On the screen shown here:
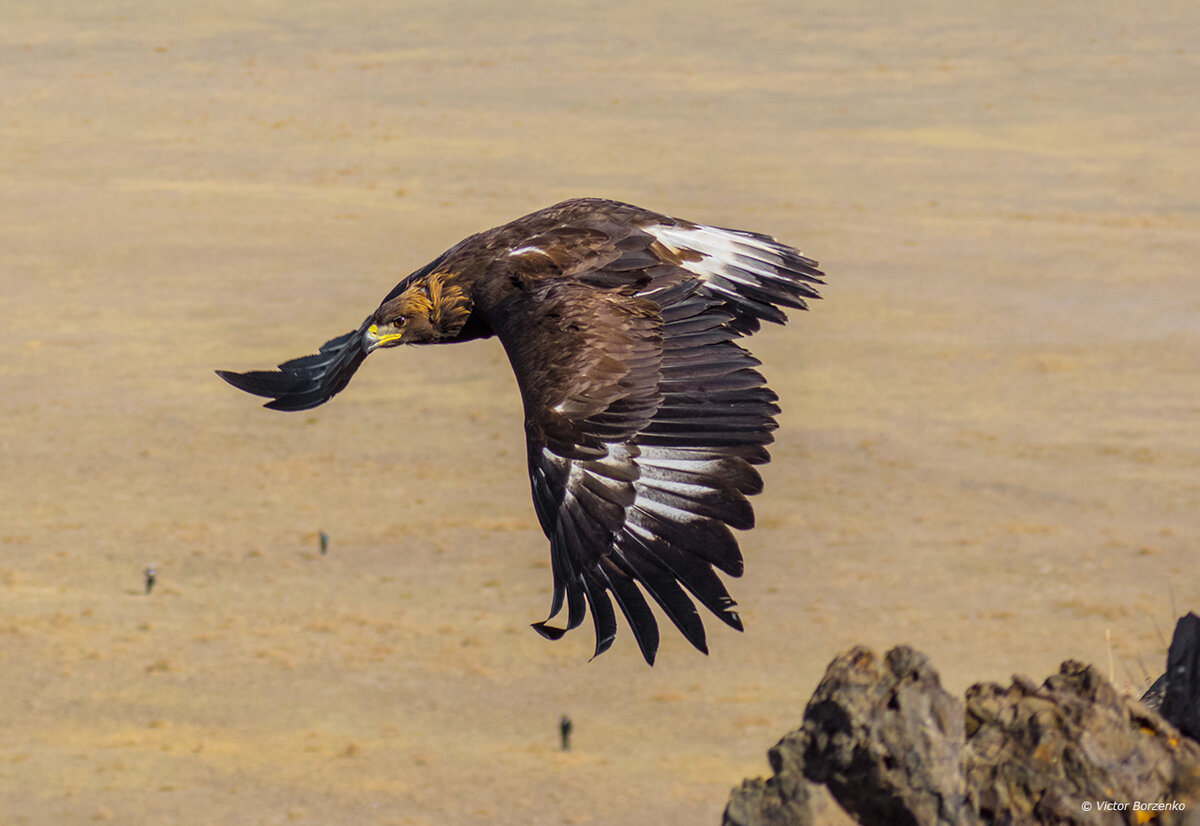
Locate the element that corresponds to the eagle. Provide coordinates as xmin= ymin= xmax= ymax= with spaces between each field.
xmin=218 ymin=198 xmax=824 ymax=664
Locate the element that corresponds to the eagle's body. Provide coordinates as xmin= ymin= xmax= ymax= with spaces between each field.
xmin=218 ymin=198 xmax=824 ymax=664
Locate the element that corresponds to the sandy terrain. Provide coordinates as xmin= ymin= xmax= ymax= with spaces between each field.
xmin=2 ymin=1 xmax=1198 ymax=823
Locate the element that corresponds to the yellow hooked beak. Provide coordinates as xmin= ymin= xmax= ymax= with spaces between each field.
xmin=364 ymin=323 xmax=404 ymax=351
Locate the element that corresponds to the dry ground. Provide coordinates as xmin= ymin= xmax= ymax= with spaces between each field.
xmin=2 ymin=2 xmax=1198 ymax=824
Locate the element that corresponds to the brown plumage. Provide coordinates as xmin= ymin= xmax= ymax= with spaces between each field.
xmin=217 ymin=198 xmax=824 ymax=664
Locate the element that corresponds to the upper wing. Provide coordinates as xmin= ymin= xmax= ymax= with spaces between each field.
xmin=216 ymin=319 xmax=371 ymax=411
xmin=640 ymin=219 xmax=824 ymax=334
xmin=482 ymin=198 xmax=824 ymax=332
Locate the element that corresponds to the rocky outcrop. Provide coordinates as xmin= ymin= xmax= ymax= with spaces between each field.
xmin=961 ymin=660 xmax=1198 ymax=824
xmin=725 ymin=622 xmax=1200 ymax=826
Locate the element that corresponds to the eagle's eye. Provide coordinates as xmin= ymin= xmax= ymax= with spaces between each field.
xmin=392 ymin=316 xmax=407 ymax=327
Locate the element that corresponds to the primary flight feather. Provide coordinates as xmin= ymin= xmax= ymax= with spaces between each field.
xmin=218 ymin=198 xmax=824 ymax=664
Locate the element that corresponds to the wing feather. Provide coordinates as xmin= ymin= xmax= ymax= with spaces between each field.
xmin=612 ymin=545 xmax=708 ymax=654
xmin=216 ymin=321 xmax=371 ymax=411
xmin=581 ymin=571 xmax=619 ymax=658
xmin=503 ymin=209 xmax=822 ymax=663
xmin=598 ymin=559 xmax=660 ymax=664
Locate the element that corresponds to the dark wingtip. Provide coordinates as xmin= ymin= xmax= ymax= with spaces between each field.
xmin=215 ymin=367 xmax=286 ymax=397
xmin=531 ymin=620 xmax=569 ymax=641
xmin=263 ymin=396 xmax=322 ymax=412
xmin=587 ymin=630 xmax=620 ymax=663
xmin=724 ymin=609 xmax=744 ymax=633
xmin=216 ymin=324 xmax=369 ymax=412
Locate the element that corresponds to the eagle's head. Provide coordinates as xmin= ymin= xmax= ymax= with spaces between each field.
xmin=365 ymin=272 xmax=471 ymax=349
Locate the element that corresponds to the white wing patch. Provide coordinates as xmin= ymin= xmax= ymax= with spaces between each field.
xmin=628 ymin=448 xmax=723 ymax=526
xmin=644 ymin=222 xmax=822 ymax=326
xmin=509 ymin=244 xmax=550 ymax=258
xmin=647 ymin=224 xmax=786 ymax=281
xmin=547 ymin=442 xmax=716 ymax=537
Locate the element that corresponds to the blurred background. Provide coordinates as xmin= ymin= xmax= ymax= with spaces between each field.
xmin=2 ymin=1 xmax=1197 ymax=823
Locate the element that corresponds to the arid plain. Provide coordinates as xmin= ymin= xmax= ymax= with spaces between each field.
xmin=2 ymin=2 xmax=1198 ymax=824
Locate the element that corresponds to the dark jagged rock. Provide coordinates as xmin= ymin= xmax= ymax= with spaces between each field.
xmin=726 ymin=640 xmax=1200 ymax=826
xmin=723 ymin=774 xmax=815 ymax=826
xmin=723 ymin=731 xmax=851 ymax=826
xmin=800 ymin=646 xmax=974 ymax=826
xmin=1157 ymin=612 xmax=1200 ymax=742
